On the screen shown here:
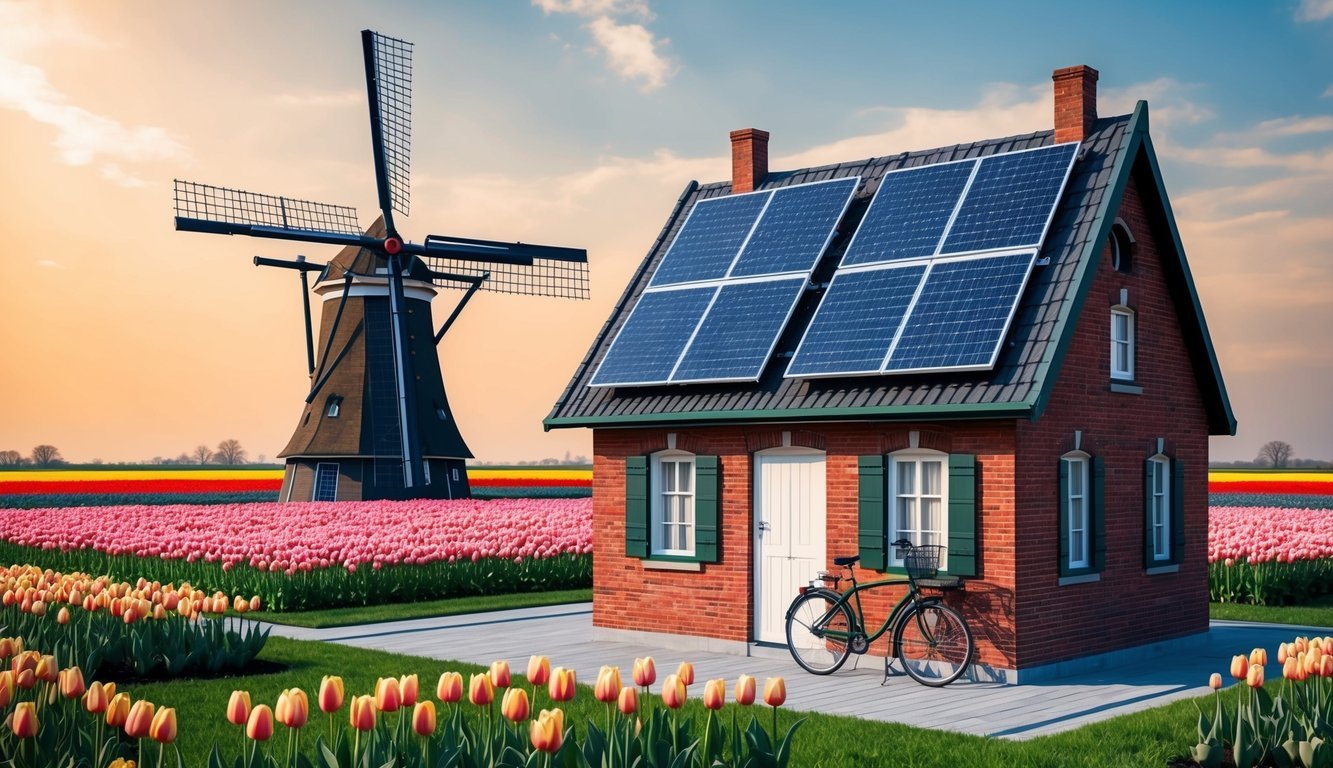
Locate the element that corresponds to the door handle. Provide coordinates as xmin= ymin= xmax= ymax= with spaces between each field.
xmin=757 ymin=521 xmax=771 ymax=532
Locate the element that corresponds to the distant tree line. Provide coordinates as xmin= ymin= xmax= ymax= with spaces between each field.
xmin=0 ymin=439 xmax=255 ymax=467
xmin=1209 ymin=440 xmax=1332 ymax=469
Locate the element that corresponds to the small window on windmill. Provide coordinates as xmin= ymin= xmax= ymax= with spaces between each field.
xmin=452 ymin=468 xmax=460 ymax=482
xmin=326 ymin=396 xmax=343 ymax=418
xmin=435 ymin=402 xmax=448 ymax=421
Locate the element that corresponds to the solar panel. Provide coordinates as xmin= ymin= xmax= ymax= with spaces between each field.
xmin=786 ymin=264 xmax=927 ymax=377
xmin=940 ymin=143 xmax=1077 ymax=255
xmin=672 ymin=278 xmax=809 ymax=382
xmin=884 ymin=252 xmax=1036 ymax=372
xmin=841 ymin=160 xmax=975 ymax=266
xmin=649 ymin=192 xmax=771 ymax=286
xmin=589 ymin=287 xmax=715 ymax=386
xmin=730 ymin=178 xmax=858 ymax=277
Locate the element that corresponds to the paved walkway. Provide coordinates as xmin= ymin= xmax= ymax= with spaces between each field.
xmin=263 ymin=606 xmax=1328 ymax=740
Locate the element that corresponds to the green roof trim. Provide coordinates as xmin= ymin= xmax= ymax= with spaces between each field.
xmin=543 ymin=400 xmax=1031 ymax=431
xmin=1025 ymin=100 xmax=1236 ymax=436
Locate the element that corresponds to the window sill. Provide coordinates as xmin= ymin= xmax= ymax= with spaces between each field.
xmin=1109 ymin=381 xmax=1143 ymax=395
xmin=1145 ymin=564 xmax=1179 ymax=575
xmin=1058 ymin=572 xmax=1101 ymax=586
xmin=643 ymin=559 xmax=702 ymax=572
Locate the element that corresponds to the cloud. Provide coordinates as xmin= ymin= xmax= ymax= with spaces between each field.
xmin=34 ymin=259 xmax=64 ymax=270
xmin=585 ymin=17 xmax=673 ymax=92
xmin=1295 ymin=0 xmax=1333 ymax=21
xmin=273 ymin=90 xmax=362 ymax=108
xmin=1323 ymin=85 xmax=1333 ymax=98
xmin=0 ymin=3 xmax=188 ymax=183
xmin=532 ymin=0 xmax=651 ymax=19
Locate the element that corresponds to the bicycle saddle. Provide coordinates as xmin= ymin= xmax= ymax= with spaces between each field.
xmin=832 ymin=555 xmax=860 ymax=566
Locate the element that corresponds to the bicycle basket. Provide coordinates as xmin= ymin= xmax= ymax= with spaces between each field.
xmin=901 ymin=545 xmax=945 ymax=580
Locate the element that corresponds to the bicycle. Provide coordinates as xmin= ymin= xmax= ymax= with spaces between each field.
xmin=783 ymin=539 xmax=975 ymax=687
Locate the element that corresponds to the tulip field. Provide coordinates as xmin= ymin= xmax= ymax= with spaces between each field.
xmin=1208 ymin=471 xmax=1333 ymax=606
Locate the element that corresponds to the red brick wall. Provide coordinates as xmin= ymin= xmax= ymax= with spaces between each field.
xmin=592 ymin=423 xmax=1021 ymax=669
xmin=1012 ymin=171 xmax=1211 ymax=668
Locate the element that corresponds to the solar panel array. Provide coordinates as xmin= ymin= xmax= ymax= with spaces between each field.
xmin=788 ymin=142 xmax=1077 ymax=377
xmin=590 ymin=177 xmax=858 ymax=387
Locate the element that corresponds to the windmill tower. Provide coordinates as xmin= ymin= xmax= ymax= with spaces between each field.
xmin=173 ymin=31 xmax=588 ymax=501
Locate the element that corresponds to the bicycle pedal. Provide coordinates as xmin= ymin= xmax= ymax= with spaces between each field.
xmin=850 ymin=635 xmax=869 ymax=654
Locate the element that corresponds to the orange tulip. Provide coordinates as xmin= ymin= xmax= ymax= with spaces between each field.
xmin=0 ymin=638 xmax=13 ymax=658
xmin=661 ymin=674 xmax=687 ymax=709
xmin=1279 ymin=643 xmax=1290 ymax=665
xmin=764 ymin=677 xmax=786 ymax=707
xmin=84 ymin=680 xmax=110 ymax=714
xmin=529 ymin=708 xmax=565 ymax=753
xmin=527 ymin=655 xmax=550 ymax=687
xmin=278 ymin=688 xmax=309 ymax=728
xmin=548 ymin=667 xmax=576 ymax=702
xmin=56 ymin=606 xmax=70 ymax=625
xmin=735 ymin=674 xmax=756 ymax=705
xmin=106 ymin=693 xmax=132 ymax=727
xmin=227 ymin=690 xmax=252 ymax=726
xmin=594 ymin=666 xmax=622 ymax=703
xmin=436 ymin=672 xmax=462 ymax=703
xmin=502 ymin=687 xmax=530 ymax=722
xmin=59 ymin=666 xmax=86 ymax=699
xmin=703 ymin=678 xmax=725 ymax=710
xmin=247 ymin=704 xmax=275 ymax=741
xmin=250 ymin=595 xmax=262 ymax=612
xmin=0 ymin=670 xmax=14 ymax=708
xmin=15 ymin=668 xmax=35 ymax=690
xmin=318 ymin=676 xmax=344 ymax=714
xmin=374 ymin=677 xmax=402 ymax=713
xmin=676 ymin=661 xmax=694 ymax=686
xmin=12 ymin=650 xmax=38 ymax=678
xmin=150 ymin=707 xmax=177 ymax=744
xmin=633 ymin=656 xmax=656 ymax=688
xmin=35 ymin=654 xmax=58 ymax=683
xmin=1319 ymin=655 xmax=1333 ymax=678
xmin=1250 ymin=647 xmax=1267 ymax=667
xmin=1284 ymin=656 xmax=1302 ymax=681
xmin=1247 ymin=664 xmax=1265 ymax=689
xmin=233 ymin=596 xmax=249 ymax=614
xmin=1304 ymin=650 xmax=1318 ymax=676
xmin=468 ymin=673 xmax=494 ymax=707
xmin=1208 ymin=673 xmax=1222 ymax=690
xmin=1230 ymin=654 xmax=1248 ymax=680
xmin=490 ymin=660 xmax=511 ymax=689
xmin=9 ymin=701 xmax=37 ymax=738
xmin=618 ymin=686 xmax=638 ymax=715
xmin=349 ymin=695 xmax=376 ymax=732
xmin=400 ymin=674 xmax=419 ymax=708
xmin=30 ymin=600 xmax=46 ymax=617
xmin=125 ymin=700 xmax=155 ymax=739
xmin=412 ymin=701 xmax=436 ymax=736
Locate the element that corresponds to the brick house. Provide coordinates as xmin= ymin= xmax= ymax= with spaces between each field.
xmin=545 ymin=66 xmax=1235 ymax=682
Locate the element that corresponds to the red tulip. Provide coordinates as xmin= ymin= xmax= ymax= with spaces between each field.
xmin=490 ymin=660 xmax=510 ymax=689
xmin=349 ymin=695 xmax=376 ymax=732
xmin=618 ymin=686 xmax=638 ymax=715
xmin=633 ymin=657 xmax=656 ymax=687
xmin=529 ymin=708 xmax=565 ymax=753
xmin=227 ymin=690 xmax=252 ymax=726
xmin=125 ymin=700 xmax=155 ymax=738
xmin=436 ymin=672 xmax=462 ymax=703
xmin=412 ymin=701 xmax=437 ymax=736
xmin=59 ymin=666 xmax=85 ymax=699
xmin=9 ymin=701 xmax=37 ymax=738
xmin=595 ymin=666 xmax=622 ymax=703
xmin=527 ymin=655 xmax=550 ymax=687
xmin=703 ymin=678 xmax=725 ymax=710
xmin=247 ymin=704 xmax=275 ymax=741
xmin=150 ymin=707 xmax=177 ymax=744
xmin=375 ymin=677 xmax=402 ymax=713
xmin=0 ymin=671 xmax=14 ymax=708
xmin=661 ymin=674 xmax=687 ymax=709
xmin=764 ymin=677 xmax=786 ymax=707
xmin=84 ymin=680 xmax=110 ymax=714
xmin=318 ymin=676 xmax=344 ymax=714
xmin=277 ymin=688 xmax=309 ymax=728
xmin=501 ymin=687 xmax=530 ymax=722
xmin=548 ymin=667 xmax=576 ymax=702
xmin=735 ymin=674 xmax=756 ymax=705
xmin=468 ymin=673 xmax=494 ymax=706
xmin=399 ymin=674 xmax=419 ymax=707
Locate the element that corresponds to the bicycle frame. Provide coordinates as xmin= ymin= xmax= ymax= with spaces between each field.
xmin=811 ymin=573 xmax=941 ymax=649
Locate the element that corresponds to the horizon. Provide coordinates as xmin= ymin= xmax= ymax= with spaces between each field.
xmin=1 ymin=1 xmax=1330 ymax=464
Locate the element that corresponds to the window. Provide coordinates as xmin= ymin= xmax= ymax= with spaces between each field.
xmin=1109 ymin=221 xmax=1135 ymax=273
xmin=651 ymin=452 xmax=695 ymax=556
xmin=888 ymin=452 xmax=947 ymax=568
xmin=1110 ymin=307 xmax=1134 ymax=380
xmin=326 ymin=396 xmax=342 ymax=418
xmin=1147 ymin=455 xmax=1171 ymax=561
xmin=1063 ymin=454 xmax=1090 ymax=569
xmin=312 ymin=462 xmax=339 ymax=502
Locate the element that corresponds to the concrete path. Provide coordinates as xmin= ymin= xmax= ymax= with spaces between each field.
xmin=263 ymin=606 xmax=1329 ymax=740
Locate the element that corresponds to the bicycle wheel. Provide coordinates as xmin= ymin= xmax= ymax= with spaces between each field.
xmin=895 ymin=602 xmax=973 ymax=686
xmin=785 ymin=590 xmax=854 ymax=675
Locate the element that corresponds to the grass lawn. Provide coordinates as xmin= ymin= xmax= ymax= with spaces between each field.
xmin=1209 ymin=597 xmax=1333 ymax=628
xmin=258 ymin=588 xmax=592 ymax=629
xmin=123 ymin=635 xmax=1226 ymax=768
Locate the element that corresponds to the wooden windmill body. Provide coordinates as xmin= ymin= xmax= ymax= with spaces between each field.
xmin=174 ymin=31 xmax=588 ymax=501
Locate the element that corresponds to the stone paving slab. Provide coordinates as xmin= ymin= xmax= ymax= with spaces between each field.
xmin=261 ymin=608 xmax=1330 ymax=740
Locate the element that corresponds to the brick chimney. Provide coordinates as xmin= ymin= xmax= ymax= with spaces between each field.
xmin=729 ymin=128 xmax=769 ymax=193
xmin=1052 ymin=65 xmax=1098 ymax=144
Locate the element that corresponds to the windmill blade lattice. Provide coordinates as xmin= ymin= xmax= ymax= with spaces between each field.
xmin=173 ymin=180 xmax=363 ymax=236
xmin=364 ymin=30 xmax=413 ymax=219
xmin=424 ymin=254 xmax=590 ymax=299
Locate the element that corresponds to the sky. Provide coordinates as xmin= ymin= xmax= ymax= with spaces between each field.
xmin=0 ymin=0 xmax=1330 ymax=464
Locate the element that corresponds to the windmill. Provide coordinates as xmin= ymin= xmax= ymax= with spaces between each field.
xmin=173 ymin=30 xmax=589 ymax=502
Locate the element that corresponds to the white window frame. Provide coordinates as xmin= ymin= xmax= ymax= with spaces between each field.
xmin=1062 ymin=452 xmax=1090 ymax=570
xmin=887 ymin=450 xmax=948 ymax=569
xmin=650 ymin=451 xmax=695 ymax=557
xmin=312 ymin=462 xmax=339 ymax=502
xmin=1110 ymin=306 xmax=1135 ymax=381
xmin=1148 ymin=454 xmax=1171 ymax=561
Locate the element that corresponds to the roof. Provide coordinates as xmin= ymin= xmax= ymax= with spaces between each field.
xmin=545 ymin=102 xmax=1236 ymax=436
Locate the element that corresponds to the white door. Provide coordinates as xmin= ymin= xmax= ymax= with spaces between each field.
xmin=753 ymin=450 xmax=826 ymax=644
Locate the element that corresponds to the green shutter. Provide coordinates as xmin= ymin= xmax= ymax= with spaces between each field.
xmin=694 ymin=455 xmax=720 ymax=563
xmin=1143 ymin=459 xmax=1155 ymax=568
xmin=1057 ymin=459 xmax=1071 ymax=577
xmin=857 ymin=455 xmax=886 ymax=570
xmin=1091 ymin=457 xmax=1106 ymax=572
xmin=625 ymin=456 xmax=648 ymax=558
xmin=1171 ymin=459 xmax=1186 ymax=565
xmin=947 ymin=454 xmax=978 ymax=577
